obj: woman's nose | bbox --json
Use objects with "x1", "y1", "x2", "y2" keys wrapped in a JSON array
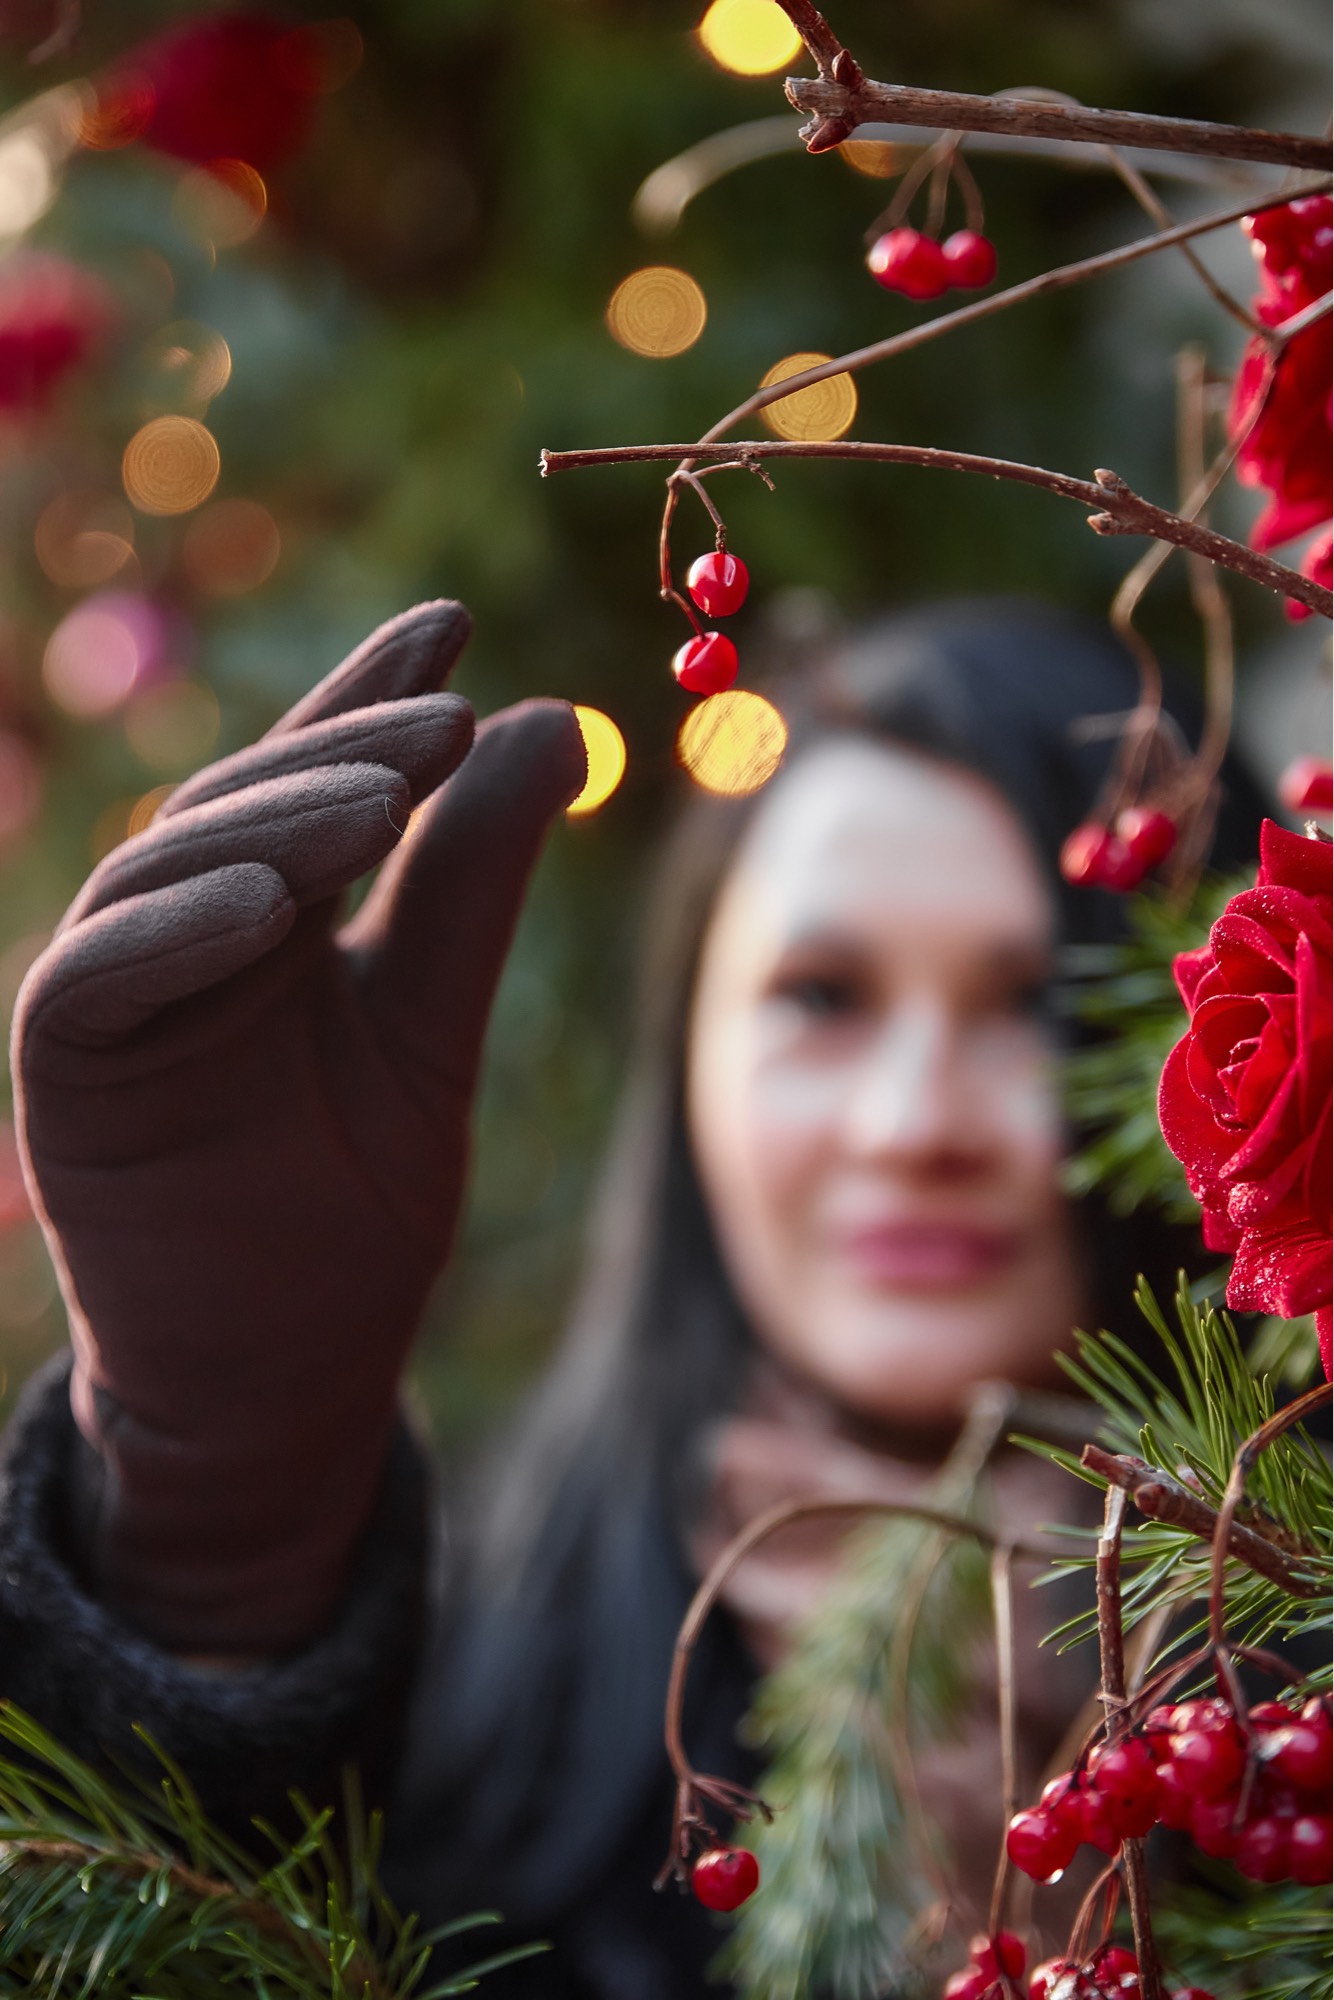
[{"x1": 840, "y1": 1005, "x2": 987, "y2": 1171}]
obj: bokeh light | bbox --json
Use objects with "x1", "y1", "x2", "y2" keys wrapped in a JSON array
[
  {"x1": 43, "y1": 591, "x2": 170, "y2": 719},
  {"x1": 606, "y1": 266, "x2": 706, "y2": 357},
  {"x1": 122, "y1": 415, "x2": 220, "y2": 515},
  {"x1": 182, "y1": 498, "x2": 280, "y2": 595},
  {"x1": 0, "y1": 129, "x2": 56, "y2": 241},
  {"x1": 128, "y1": 783, "x2": 177, "y2": 836},
  {"x1": 840, "y1": 138, "x2": 905, "y2": 178},
  {"x1": 759, "y1": 351, "x2": 857, "y2": 440},
  {"x1": 124, "y1": 680, "x2": 220, "y2": 775},
  {"x1": 142, "y1": 322, "x2": 232, "y2": 411},
  {"x1": 75, "y1": 76, "x2": 155, "y2": 151},
  {"x1": 175, "y1": 158, "x2": 268, "y2": 248},
  {"x1": 677, "y1": 689, "x2": 788, "y2": 796},
  {"x1": 696, "y1": 0, "x2": 804, "y2": 75},
  {"x1": 567, "y1": 705, "x2": 627, "y2": 817},
  {"x1": 35, "y1": 490, "x2": 136, "y2": 589}
]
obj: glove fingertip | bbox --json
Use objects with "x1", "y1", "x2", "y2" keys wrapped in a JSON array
[{"x1": 270, "y1": 601, "x2": 473, "y2": 737}]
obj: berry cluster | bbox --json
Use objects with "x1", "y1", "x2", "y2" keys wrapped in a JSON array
[
  {"x1": 1006, "y1": 1696, "x2": 1333, "y2": 1889},
  {"x1": 690, "y1": 1844, "x2": 759, "y2": 1911},
  {"x1": 1058, "y1": 807, "x2": 1176, "y2": 892},
  {"x1": 942, "y1": 1932, "x2": 1213, "y2": 2000},
  {"x1": 867, "y1": 226, "x2": 997, "y2": 300},
  {"x1": 672, "y1": 550, "x2": 749, "y2": 694}
]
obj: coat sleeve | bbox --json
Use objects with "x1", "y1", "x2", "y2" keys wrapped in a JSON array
[{"x1": 0, "y1": 1352, "x2": 432, "y2": 1842}]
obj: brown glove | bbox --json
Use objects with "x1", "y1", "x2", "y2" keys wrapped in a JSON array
[{"x1": 12, "y1": 601, "x2": 586, "y2": 1655}]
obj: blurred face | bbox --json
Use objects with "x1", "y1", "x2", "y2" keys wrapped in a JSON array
[{"x1": 685, "y1": 738, "x2": 1085, "y2": 1431}]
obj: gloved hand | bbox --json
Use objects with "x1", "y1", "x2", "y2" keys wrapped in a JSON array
[{"x1": 12, "y1": 601, "x2": 586, "y2": 1655}]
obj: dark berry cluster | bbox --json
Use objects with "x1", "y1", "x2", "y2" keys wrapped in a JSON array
[
  {"x1": 1006, "y1": 1696, "x2": 1333, "y2": 1890},
  {"x1": 867, "y1": 226, "x2": 997, "y2": 300},
  {"x1": 672, "y1": 550, "x2": 749, "y2": 693},
  {"x1": 1058, "y1": 806, "x2": 1176, "y2": 892}
]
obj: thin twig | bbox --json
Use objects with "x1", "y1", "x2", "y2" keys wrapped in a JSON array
[
  {"x1": 986, "y1": 1542, "x2": 1019, "y2": 1939},
  {"x1": 1103, "y1": 146, "x2": 1261, "y2": 335},
  {"x1": 1209, "y1": 1383, "x2": 1334, "y2": 1657},
  {"x1": 543, "y1": 440, "x2": 1332, "y2": 617},
  {"x1": 1080, "y1": 1443, "x2": 1328, "y2": 1597},
  {"x1": 772, "y1": 3, "x2": 1329, "y2": 169},
  {"x1": 1096, "y1": 1486, "x2": 1162, "y2": 2000}
]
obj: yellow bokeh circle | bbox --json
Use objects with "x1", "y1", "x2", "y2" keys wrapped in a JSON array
[
  {"x1": 697, "y1": 0, "x2": 803, "y2": 75},
  {"x1": 759, "y1": 352, "x2": 857, "y2": 441},
  {"x1": 568, "y1": 705, "x2": 627, "y2": 816},
  {"x1": 677, "y1": 689, "x2": 788, "y2": 797},
  {"x1": 122, "y1": 416, "x2": 221, "y2": 516},
  {"x1": 606, "y1": 266, "x2": 707, "y2": 358}
]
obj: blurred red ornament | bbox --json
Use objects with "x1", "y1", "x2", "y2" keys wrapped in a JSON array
[
  {"x1": 1278, "y1": 754, "x2": 1334, "y2": 816},
  {"x1": 0, "y1": 254, "x2": 116, "y2": 412},
  {"x1": 1230, "y1": 197, "x2": 1332, "y2": 560},
  {"x1": 96, "y1": 11, "x2": 335, "y2": 172}
]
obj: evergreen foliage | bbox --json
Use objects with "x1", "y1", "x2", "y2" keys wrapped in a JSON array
[{"x1": 0, "y1": 1704, "x2": 543, "y2": 1998}]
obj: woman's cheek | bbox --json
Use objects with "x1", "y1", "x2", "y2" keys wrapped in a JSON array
[{"x1": 967, "y1": 1032, "x2": 1064, "y2": 1167}]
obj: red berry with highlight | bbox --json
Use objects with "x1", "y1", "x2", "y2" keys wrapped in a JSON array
[
  {"x1": 672, "y1": 631, "x2": 738, "y2": 695},
  {"x1": 943, "y1": 1972, "x2": 987, "y2": 2000},
  {"x1": 1059, "y1": 824, "x2": 1143, "y2": 892},
  {"x1": 1170, "y1": 1720, "x2": 1245, "y2": 1800},
  {"x1": 1234, "y1": 1812, "x2": 1292, "y2": 1883},
  {"x1": 686, "y1": 551, "x2": 750, "y2": 618},
  {"x1": 691, "y1": 1845, "x2": 759, "y2": 1911},
  {"x1": 941, "y1": 229, "x2": 998, "y2": 288},
  {"x1": 1089, "y1": 1736, "x2": 1161, "y2": 1835},
  {"x1": 1155, "y1": 1760, "x2": 1195, "y2": 1832},
  {"x1": 1029, "y1": 1962, "x2": 1077, "y2": 2000},
  {"x1": 1278, "y1": 755, "x2": 1334, "y2": 814},
  {"x1": 1116, "y1": 806, "x2": 1177, "y2": 872},
  {"x1": 1075, "y1": 1778, "x2": 1122, "y2": 1856},
  {"x1": 867, "y1": 226, "x2": 950, "y2": 300},
  {"x1": 1288, "y1": 1812, "x2": 1333, "y2": 1884},
  {"x1": 1273, "y1": 1714, "x2": 1332, "y2": 1792},
  {"x1": 1006, "y1": 1807, "x2": 1077, "y2": 1880},
  {"x1": 969, "y1": 1930, "x2": 1027, "y2": 1978},
  {"x1": 1188, "y1": 1793, "x2": 1240, "y2": 1860}
]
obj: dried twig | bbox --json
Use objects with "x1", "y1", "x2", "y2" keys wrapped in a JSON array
[
  {"x1": 1096, "y1": 1486, "x2": 1162, "y2": 2000},
  {"x1": 1209, "y1": 1384, "x2": 1334, "y2": 1656},
  {"x1": 772, "y1": 0, "x2": 1330, "y2": 170}
]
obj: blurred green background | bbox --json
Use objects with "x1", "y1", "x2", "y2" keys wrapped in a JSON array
[{"x1": 0, "y1": 0, "x2": 1327, "y2": 1447}]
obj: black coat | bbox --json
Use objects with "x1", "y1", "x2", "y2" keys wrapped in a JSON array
[{"x1": 0, "y1": 1353, "x2": 759, "y2": 1997}]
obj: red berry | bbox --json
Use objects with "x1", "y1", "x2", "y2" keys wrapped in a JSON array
[
  {"x1": 1249, "y1": 1700, "x2": 1296, "y2": 1728},
  {"x1": 1089, "y1": 1737, "x2": 1161, "y2": 1835},
  {"x1": 866, "y1": 227, "x2": 950, "y2": 301},
  {"x1": 686, "y1": 551, "x2": 749, "y2": 619},
  {"x1": 691, "y1": 1845, "x2": 759, "y2": 1911},
  {"x1": 672, "y1": 631, "x2": 738, "y2": 695},
  {"x1": 1289, "y1": 1812, "x2": 1333, "y2": 1884},
  {"x1": 1188, "y1": 1793, "x2": 1240, "y2": 1860},
  {"x1": 1058, "y1": 823, "x2": 1144, "y2": 892},
  {"x1": 941, "y1": 228, "x2": 998, "y2": 288},
  {"x1": 1154, "y1": 1760, "x2": 1196, "y2": 1832},
  {"x1": 1006, "y1": 1806, "x2": 1078, "y2": 1881},
  {"x1": 1273, "y1": 1715, "x2": 1333, "y2": 1792},
  {"x1": 1029, "y1": 1962, "x2": 1077, "y2": 2000},
  {"x1": 943, "y1": 1972, "x2": 988, "y2": 2000},
  {"x1": 1234, "y1": 1812, "x2": 1292, "y2": 1883},
  {"x1": 969, "y1": 1930, "x2": 1027, "y2": 1978},
  {"x1": 1093, "y1": 1944, "x2": 1141, "y2": 1992},
  {"x1": 1278, "y1": 755, "x2": 1334, "y2": 815},
  {"x1": 1115, "y1": 806, "x2": 1177, "y2": 871},
  {"x1": 1169, "y1": 1721, "x2": 1245, "y2": 1800},
  {"x1": 1040, "y1": 1773, "x2": 1085, "y2": 1836},
  {"x1": 1075, "y1": 1778, "x2": 1123, "y2": 1855}
]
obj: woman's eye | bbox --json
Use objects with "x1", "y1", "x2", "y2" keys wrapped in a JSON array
[{"x1": 774, "y1": 974, "x2": 863, "y2": 1019}]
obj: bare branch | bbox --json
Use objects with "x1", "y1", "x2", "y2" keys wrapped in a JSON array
[{"x1": 1096, "y1": 1486, "x2": 1163, "y2": 2000}]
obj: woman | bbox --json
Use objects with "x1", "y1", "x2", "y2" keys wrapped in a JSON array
[{"x1": 0, "y1": 595, "x2": 1256, "y2": 1995}]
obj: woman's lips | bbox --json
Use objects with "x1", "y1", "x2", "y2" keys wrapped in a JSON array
[{"x1": 832, "y1": 1222, "x2": 1019, "y2": 1290}]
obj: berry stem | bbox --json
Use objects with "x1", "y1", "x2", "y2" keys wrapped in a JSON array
[
  {"x1": 986, "y1": 1543, "x2": 1020, "y2": 1940},
  {"x1": 1095, "y1": 1484, "x2": 1164, "y2": 2000}
]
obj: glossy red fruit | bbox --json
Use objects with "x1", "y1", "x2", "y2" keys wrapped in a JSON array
[
  {"x1": 686, "y1": 551, "x2": 749, "y2": 618},
  {"x1": 1154, "y1": 1759, "x2": 1196, "y2": 1832},
  {"x1": 941, "y1": 228, "x2": 998, "y2": 288},
  {"x1": 1040, "y1": 1774, "x2": 1085, "y2": 1837},
  {"x1": 672, "y1": 631, "x2": 738, "y2": 695},
  {"x1": 1169, "y1": 1721, "x2": 1245, "y2": 1800},
  {"x1": 1089, "y1": 1737, "x2": 1161, "y2": 1835},
  {"x1": 1188, "y1": 1792, "x2": 1240, "y2": 1860},
  {"x1": 1116, "y1": 806, "x2": 1177, "y2": 871},
  {"x1": 867, "y1": 226, "x2": 950, "y2": 300},
  {"x1": 691, "y1": 1845, "x2": 759, "y2": 1910},
  {"x1": 1028, "y1": 1962, "x2": 1077, "y2": 2000},
  {"x1": 1234, "y1": 1812, "x2": 1292, "y2": 1882},
  {"x1": 943, "y1": 1971, "x2": 988, "y2": 2000},
  {"x1": 1059, "y1": 824, "x2": 1143, "y2": 892},
  {"x1": 1273, "y1": 1715, "x2": 1333, "y2": 1792},
  {"x1": 1277, "y1": 755, "x2": 1334, "y2": 815},
  {"x1": 1076, "y1": 1779, "x2": 1123, "y2": 1856},
  {"x1": 1288, "y1": 1812, "x2": 1333, "y2": 1884},
  {"x1": 1006, "y1": 1807, "x2": 1078, "y2": 1880},
  {"x1": 969, "y1": 1930, "x2": 1027, "y2": 1978},
  {"x1": 1249, "y1": 1700, "x2": 1296, "y2": 1728}
]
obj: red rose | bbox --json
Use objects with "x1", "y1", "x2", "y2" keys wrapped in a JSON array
[{"x1": 1159, "y1": 821, "x2": 1332, "y2": 1376}]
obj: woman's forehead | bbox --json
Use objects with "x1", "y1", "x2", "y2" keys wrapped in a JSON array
[{"x1": 720, "y1": 736, "x2": 1054, "y2": 943}]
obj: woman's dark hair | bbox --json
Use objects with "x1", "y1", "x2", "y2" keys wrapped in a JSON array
[{"x1": 393, "y1": 597, "x2": 1265, "y2": 1923}]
